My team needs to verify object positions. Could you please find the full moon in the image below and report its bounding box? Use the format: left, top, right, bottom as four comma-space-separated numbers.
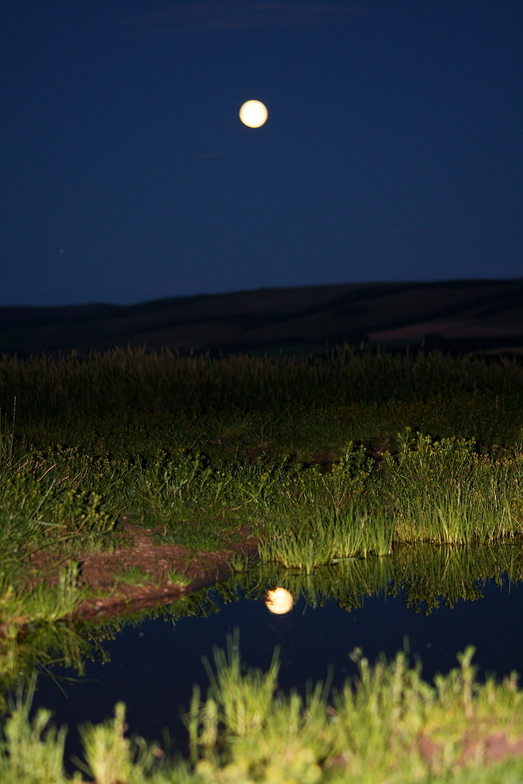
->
265, 588, 293, 615
239, 100, 268, 128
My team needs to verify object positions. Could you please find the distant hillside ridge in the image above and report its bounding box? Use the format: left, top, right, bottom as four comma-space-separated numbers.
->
1, 278, 522, 357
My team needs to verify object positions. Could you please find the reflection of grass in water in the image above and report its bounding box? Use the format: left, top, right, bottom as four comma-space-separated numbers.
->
1, 549, 523, 780
273, 543, 523, 615
392, 542, 523, 612
2, 544, 522, 703
277, 556, 395, 612
2, 640, 523, 783
0, 621, 88, 713
0, 579, 249, 701
0, 562, 88, 702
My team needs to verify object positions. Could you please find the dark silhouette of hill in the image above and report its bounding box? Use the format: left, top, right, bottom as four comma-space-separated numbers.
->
1, 279, 522, 357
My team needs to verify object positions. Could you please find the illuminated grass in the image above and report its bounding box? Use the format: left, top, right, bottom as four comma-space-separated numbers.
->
2, 641, 523, 783
0, 428, 522, 580
0, 347, 522, 637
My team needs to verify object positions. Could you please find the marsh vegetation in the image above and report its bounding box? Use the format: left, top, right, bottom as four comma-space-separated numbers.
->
1, 346, 523, 781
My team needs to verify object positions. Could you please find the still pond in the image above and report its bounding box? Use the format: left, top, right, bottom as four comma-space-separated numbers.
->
30, 548, 523, 766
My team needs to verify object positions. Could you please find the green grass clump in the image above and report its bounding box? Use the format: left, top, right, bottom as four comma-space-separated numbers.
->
186, 640, 523, 783
2, 641, 523, 783
368, 429, 523, 545
257, 432, 523, 570
0, 687, 67, 784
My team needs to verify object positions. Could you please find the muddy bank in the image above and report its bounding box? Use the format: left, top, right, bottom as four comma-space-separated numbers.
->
29, 522, 260, 622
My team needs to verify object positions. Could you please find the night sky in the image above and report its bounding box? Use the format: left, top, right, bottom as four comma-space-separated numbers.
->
2, 1, 522, 307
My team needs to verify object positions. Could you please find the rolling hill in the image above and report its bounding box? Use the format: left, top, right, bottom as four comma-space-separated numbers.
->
1, 278, 522, 357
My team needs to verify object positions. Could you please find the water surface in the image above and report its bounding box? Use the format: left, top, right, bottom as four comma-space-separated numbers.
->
32, 570, 523, 765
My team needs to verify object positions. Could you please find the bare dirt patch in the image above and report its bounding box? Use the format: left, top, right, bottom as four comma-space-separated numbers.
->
29, 521, 260, 621
417, 728, 523, 770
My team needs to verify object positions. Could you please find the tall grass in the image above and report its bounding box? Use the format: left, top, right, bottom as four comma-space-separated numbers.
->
258, 432, 523, 568
1, 346, 522, 420
368, 429, 523, 546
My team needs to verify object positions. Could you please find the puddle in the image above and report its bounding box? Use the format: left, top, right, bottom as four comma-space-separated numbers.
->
31, 571, 523, 768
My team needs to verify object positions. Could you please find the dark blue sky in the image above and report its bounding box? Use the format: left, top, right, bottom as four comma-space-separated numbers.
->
2, 1, 522, 306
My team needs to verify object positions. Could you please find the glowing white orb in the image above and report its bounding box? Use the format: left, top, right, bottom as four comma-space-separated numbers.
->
265, 588, 294, 615
239, 100, 268, 128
